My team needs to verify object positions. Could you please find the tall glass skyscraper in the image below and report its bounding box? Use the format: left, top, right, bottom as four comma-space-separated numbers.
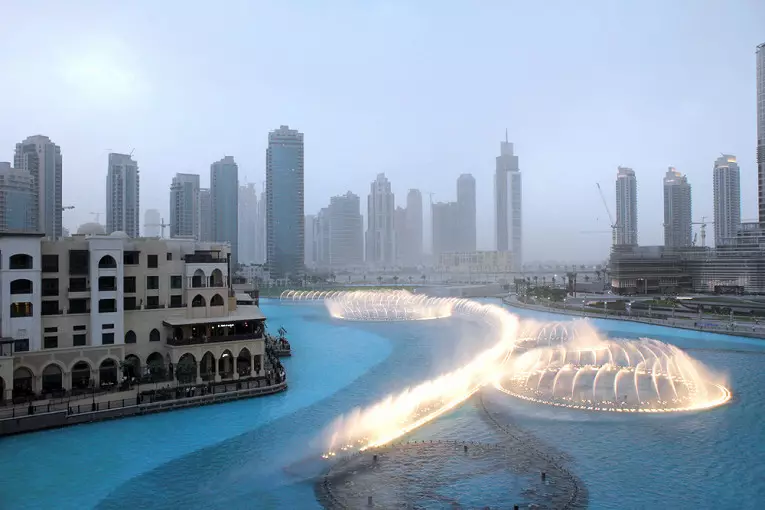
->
266, 125, 304, 279
106, 153, 140, 237
14, 135, 63, 239
494, 133, 522, 271
615, 166, 638, 245
663, 167, 693, 248
756, 43, 765, 225
169, 173, 200, 239
210, 156, 239, 265
713, 155, 741, 245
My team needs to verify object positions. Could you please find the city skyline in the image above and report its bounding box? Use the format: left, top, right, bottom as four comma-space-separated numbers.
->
0, 4, 763, 262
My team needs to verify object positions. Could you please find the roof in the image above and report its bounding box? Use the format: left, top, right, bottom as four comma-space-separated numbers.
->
162, 305, 266, 327
235, 293, 255, 302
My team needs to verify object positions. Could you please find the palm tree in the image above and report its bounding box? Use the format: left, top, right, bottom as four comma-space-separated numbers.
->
377, 275, 383, 285
542, 276, 547, 286
393, 275, 399, 285
533, 276, 538, 287
421, 274, 427, 283
408, 275, 413, 284
584, 275, 590, 282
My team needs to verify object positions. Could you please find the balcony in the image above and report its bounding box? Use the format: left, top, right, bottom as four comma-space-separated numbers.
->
184, 253, 228, 264
166, 333, 260, 347
68, 286, 91, 298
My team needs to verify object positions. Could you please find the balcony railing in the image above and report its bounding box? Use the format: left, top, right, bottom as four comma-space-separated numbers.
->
166, 333, 261, 346
68, 286, 90, 293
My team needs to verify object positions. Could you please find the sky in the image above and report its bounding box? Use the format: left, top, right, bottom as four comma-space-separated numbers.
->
0, 0, 763, 263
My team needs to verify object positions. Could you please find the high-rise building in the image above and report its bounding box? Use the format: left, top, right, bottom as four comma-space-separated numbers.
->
615, 166, 638, 245
457, 174, 477, 252
394, 206, 408, 265
0, 162, 36, 232
169, 173, 200, 239
199, 188, 212, 242
256, 189, 266, 263
106, 153, 140, 237
315, 207, 331, 267
266, 125, 305, 279
13, 135, 63, 239
329, 192, 364, 268
494, 133, 522, 271
404, 189, 423, 267
663, 167, 693, 248
432, 201, 460, 258
757, 43, 765, 225
366, 173, 395, 266
210, 156, 239, 265
144, 209, 161, 237
238, 183, 258, 264
713, 155, 741, 245
304, 214, 316, 268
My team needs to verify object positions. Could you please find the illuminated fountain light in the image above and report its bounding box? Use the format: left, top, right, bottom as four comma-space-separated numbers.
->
282, 289, 457, 322
496, 326, 731, 413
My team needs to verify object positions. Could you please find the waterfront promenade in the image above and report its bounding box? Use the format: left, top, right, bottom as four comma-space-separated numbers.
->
504, 295, 765, 339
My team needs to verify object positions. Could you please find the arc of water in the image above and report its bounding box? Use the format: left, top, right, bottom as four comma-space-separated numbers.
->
551, 364, 570, 398
651, 358, 662, 403
592, 363, 611, 401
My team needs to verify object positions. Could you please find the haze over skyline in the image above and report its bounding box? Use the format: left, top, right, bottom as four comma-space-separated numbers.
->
1, 1, 763, 262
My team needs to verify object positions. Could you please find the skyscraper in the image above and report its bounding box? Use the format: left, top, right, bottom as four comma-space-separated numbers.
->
329, 192, 364, 267
211, 156, 239, 265
315, 207, 330, 267
256, 188, 266, 263
394, 206, 408, 265
238, 183, 258, 264
14, 135, 63, 239
663, 167, 693, 248
266, 125, 305, 279
457, 174, 477, 252
144, 209, 161, 237
615, 166, 638, 245
304, 214, 316, 268
366, 173, 395, 266
199, 188, 212, 242
757, 43, 765, 225
0, 162, 36, 232
495, 133, 522, 271
432, 201, 460, 258
169, 173, 200, 239
106, 153, 140, 237
404, 189, 423, 267
713, 155, 741, 245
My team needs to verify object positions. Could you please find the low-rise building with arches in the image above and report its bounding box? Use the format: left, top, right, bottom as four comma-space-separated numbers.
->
0, 233, 267, 401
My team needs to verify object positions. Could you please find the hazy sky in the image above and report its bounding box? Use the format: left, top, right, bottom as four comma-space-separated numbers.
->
1, 1, 763, 263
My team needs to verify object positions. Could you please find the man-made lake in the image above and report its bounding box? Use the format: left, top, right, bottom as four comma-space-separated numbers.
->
1, 300, 763, 509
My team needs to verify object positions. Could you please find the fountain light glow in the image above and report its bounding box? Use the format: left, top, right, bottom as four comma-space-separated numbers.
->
279, 290, 732, 456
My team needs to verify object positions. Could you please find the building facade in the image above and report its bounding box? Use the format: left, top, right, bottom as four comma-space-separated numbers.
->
713, 155, 741, 246
210, 157, 239, 266
315, 208, 330, 268
366, 173, 395, 267
304, 214, 316, 268
170, 173, 200, 240
144, 209, 161, 238
663, 167, 692, 248
404, 189, 423, 267
495, 136, 522, 271
0, 163, 36, 232
615, 166, 638, 246
199, 189, 212, 242
456, 174, 477, 252
13, 135, 63, 239
238, 183, 258, 265
0, 232, 267, 402
106, 153, 140, 238
757, 43, 765, 225
266, 126, 304, 279
328, 192, 364, 268
432, 201, 460, 258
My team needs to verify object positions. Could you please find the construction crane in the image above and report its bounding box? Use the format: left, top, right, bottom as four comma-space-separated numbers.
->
144, 217, 171, 238
90, 212, 102, 223
691, 216, 714, 247
595, 183, 617, 244
59, 205, 75, 212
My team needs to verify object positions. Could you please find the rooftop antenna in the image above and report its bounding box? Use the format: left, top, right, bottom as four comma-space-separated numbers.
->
505, 128, 508, 143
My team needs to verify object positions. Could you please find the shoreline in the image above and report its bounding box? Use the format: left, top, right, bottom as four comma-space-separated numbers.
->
504, 297, 765, 340
0, 381, 287, 437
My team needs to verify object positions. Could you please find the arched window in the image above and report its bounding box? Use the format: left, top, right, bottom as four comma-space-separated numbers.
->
125, 330, 137, 344
209, 269, 224, 287
98, 255, 117, 268
192, 269, 205, 288
192, 294, 206, 307
71, 361, 92, 389
9, 254, 33, 270
10, 279, 33, 294
99, 359, 118, 386
42, 364, 63, 392
210, 294, 224, 307
149, 328, 160, 342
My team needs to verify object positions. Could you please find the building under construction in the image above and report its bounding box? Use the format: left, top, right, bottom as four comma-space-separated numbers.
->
610, 223, 765, 295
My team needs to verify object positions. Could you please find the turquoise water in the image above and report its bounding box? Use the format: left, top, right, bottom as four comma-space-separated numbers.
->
1, 299, 764, 509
